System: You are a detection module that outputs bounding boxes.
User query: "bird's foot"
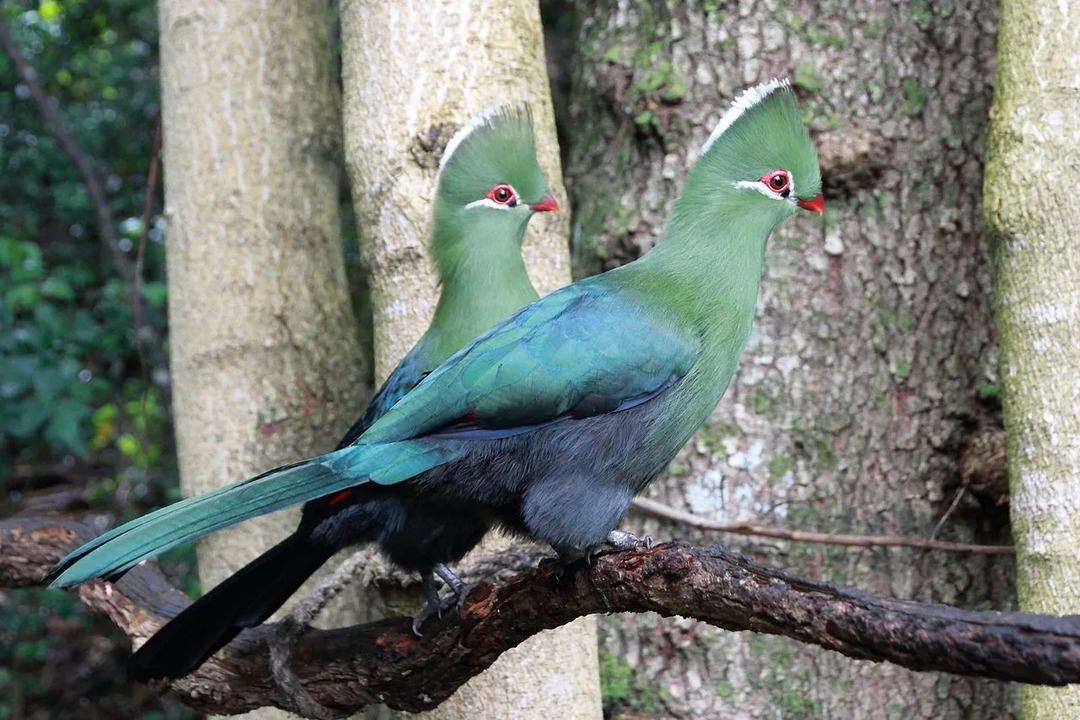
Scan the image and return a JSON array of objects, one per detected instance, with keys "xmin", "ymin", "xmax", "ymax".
[
  {"xmin": 410, "ymin": 565, "xmax": 471, "ymax": 637},
  {"xmin": 435, "ymin": 562, "xmax": 470, "ymax": 606},
  {"xmin": 605, "ymin": 529, "xmax": 654, "ymax": 551}
]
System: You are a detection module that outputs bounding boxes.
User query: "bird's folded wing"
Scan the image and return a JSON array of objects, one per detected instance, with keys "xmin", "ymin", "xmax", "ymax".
[
  {"xmin": 335, "ymin": 343, "xmax": 429, "ymax": 449},
  {"xmin": 358, "ymin": 283, "xmax": 696, "ymax": 444}
]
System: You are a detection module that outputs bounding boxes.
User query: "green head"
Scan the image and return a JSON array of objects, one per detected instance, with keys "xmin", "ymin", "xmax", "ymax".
[
  {"xmin": 431, "ymin": 103, "xmax": 557, "ymax": 279},
  {"xmin": 675, "ymin": 79, "xmax": 823, "ymax": 235}
]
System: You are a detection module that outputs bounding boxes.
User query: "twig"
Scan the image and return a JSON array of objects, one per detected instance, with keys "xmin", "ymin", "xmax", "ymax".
[
  {"xmin": 1, "ymin": 516, "xmax": 1072, "ymax": 717},
  {"xmin": 930, "ymin": 485, "xmax": 968, "ymax": 540},
  {"xmin": 631, "ymin": 497, "xmax": 1014, "ymax": 555},
  {"xmin": 0, "ymin": 16, "xmax": 133, "ymax": 285},
  {"xmin": 133, "ymin": 116, "xmax": 163, "ymax": 376}
]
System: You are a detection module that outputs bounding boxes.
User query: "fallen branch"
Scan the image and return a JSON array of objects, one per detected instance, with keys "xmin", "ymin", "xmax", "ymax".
[
  {"xmin": 1, "ymin": 515, "xmax": 1072, "ymax": 718},
  {"xmin": 631, "ymin": 497, "xmax": 1015, "ymax": 554}
]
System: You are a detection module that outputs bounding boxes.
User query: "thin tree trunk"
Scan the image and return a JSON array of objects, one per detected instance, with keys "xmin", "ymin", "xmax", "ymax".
[
  {"xmin": 984, "ymin": 0, "xmax": 1080, "ymax": 716},
  {"xmin": 159, "ymin": 2, "xmax": 367, "ymax": 719},
  {"xmin": 560, "ymin": 1, "xmax": 1014, "ymax": 717},
  {"xmin": 339, "ymin": 1, "xmax": 601, "ymax": 718}
]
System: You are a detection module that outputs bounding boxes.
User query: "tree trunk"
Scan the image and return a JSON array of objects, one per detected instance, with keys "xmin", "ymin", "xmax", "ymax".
[
  {"xmin": 559, "ymin": 1, "xmax": 1016, "ymax": 717},
  {"xmin": 338, "ymin": 1, "xmax": 601, "ymax": 718},
  {"xmin": 984, "ymin": 0, "xmax": 1080, "ymax": 716},
  {"xmin": 159, "ymin": 2, "xmax": 367, "ymax": 719}
]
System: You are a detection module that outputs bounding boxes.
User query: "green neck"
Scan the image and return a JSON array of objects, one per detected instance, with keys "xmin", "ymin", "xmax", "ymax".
[
  {"xmin": 619, "ymin": 174, "xmax": 793, "ymax": 436},
  {"xmin": 426, "ymin": 203, "xmax": 539, "ymax": 360},
  {"xmin": 634, "ymin": 184, "xmax": 787, "ymax": 332}
]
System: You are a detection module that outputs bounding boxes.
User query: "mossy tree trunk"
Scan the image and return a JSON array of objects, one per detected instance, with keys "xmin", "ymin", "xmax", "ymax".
[
  {"xmin": 558, "ymin": 1, "xmax": 1014, "ymax": 717},
  {"xmin": 984, "ymin": 0, "xmax": 1080, "ymax": 717},
  {"xmin": 338, "ymin": 1, "xmax": 601, "ymax": 718},
  {"xmin": 159, "ymin": 2, "xmax": 367, "ymax": 719}
]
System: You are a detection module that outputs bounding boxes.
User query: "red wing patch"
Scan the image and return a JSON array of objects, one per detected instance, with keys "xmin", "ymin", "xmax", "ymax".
[{"xmin": 326, "ymin": 489, "xmax": 352, "ymax": 508}]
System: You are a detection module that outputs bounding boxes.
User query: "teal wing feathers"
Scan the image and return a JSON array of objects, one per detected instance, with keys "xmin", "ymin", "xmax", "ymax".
[
  {"xmin": 361, "ymin": 282, "xmax": 696, "ymax": 443},
  {"xmin": 335, "ymin": 341, "xmax": 432, "ymax": 449},
  {"xmin": 47, "ymin": 281, "xmax": 694, "ymax": 588},
  {"xmin": 46, "ymin": 440, "xmax": 456, "ymax": 588}
]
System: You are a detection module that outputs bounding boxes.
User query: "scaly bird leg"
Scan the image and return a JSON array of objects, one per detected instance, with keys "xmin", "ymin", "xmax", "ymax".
[
  {"xmin": 411, "ymin": 571, "xmax": 443, "ymax": 637},
  {"xmin": 434, "ymin": 562, "xmax": 470, "ymax": 607},
  {"xmin": 411, "ymin": 565, "xmax": 471, "ymax": 637}
]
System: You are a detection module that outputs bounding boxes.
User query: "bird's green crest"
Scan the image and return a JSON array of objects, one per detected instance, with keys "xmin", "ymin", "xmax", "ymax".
[
  {"xmin": 429, "ymin": 102, "xmax": 553, "ymax": 293},
  {"xmin": 681, "ymin": 79, "xmax": 821, "ymax": 226},
  {"xmin": 425, "ymin": 103, "xmax": 553, "ymax": 357},
  {"xmin": 434, "ymin": 103, "xmax": 547, "ymax": 210}
]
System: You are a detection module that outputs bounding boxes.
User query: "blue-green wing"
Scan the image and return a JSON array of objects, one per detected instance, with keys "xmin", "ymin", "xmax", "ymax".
[
  {"xmin": 359, "ymin": 283, "xmax": 696, "ymax": 444},
  {"xmin": 334, "ymin": 342, "xmax": 431, "ymax": 449}
]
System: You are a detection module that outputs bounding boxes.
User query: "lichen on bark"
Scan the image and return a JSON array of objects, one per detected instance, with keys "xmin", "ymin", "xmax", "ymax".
[{"xmin": 984, "ymin": 0, "xmax": 1080, "ymax": 716}]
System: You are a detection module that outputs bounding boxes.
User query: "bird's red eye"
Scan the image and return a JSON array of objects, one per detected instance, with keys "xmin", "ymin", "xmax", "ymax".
[
  {"xmin": 761, "ymin": 171, "xmax": 791, "ymax": 196},
  {"xmin": 486, "ymin": 184, "xmax": 517, "ymax": 206}
]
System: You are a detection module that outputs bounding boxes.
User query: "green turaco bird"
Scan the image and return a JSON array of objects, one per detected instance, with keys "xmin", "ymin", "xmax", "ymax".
[
  {"xmin": 94, "ymin": 102, "xmax": 554, "ymax": 679},
  {"xmin": 47, "ymin": 78, "xmax": 822, "ymax": 681},
  {"xmin": 337, "ymin": 102, "xmax": 556, "ymax": 449}
]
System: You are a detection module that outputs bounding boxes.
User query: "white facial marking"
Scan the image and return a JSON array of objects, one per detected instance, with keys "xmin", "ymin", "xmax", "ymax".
[
  {"xmin": 733, "ymin": 176, "xmax": 798, "ymax": 205},
  {"xmin": 435, "ymin": 101, "xmax": 528, "ymax": 187},
  {"xmin": 701, "ymin": 78, "xmax": 790, "ymax": 156},
  {"xmin": 464, "ymin": 182, "xmax": 521, "ymax": 211},
  {"xmin": 464, "ymin": 198, "xmax": 512, "ymax": 211}
]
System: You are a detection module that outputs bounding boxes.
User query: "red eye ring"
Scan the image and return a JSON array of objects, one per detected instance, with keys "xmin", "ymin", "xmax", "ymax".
[
  {"xmin": 761, "ymin": 171, "xmax": 791, "ymax": 195},
  {"xmin": 486, "ymin": 184, "xmax": 517, "ymax": 206}
]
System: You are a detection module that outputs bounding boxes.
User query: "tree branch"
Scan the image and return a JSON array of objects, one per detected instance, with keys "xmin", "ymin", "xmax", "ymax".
[
  {"xmin": 0, "ymin": 15, "xmax": 134, "ymax": 285},
  {"xmin": 631, "ymin": 497, "xmax": 1015, "ymax": 554},
  {"xmin": 1, "ymin": 515, "xmax": 1074, "ymax": 718}
]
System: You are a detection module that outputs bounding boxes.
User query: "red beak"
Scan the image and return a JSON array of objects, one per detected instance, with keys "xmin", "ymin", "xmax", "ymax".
[
  {"xmin": 796, "ymin": 194, "xmax": 825, "ymax": 214},
  {"xmin": 529, "ymin": 194, "xmax": 559, "ymax": 213}
]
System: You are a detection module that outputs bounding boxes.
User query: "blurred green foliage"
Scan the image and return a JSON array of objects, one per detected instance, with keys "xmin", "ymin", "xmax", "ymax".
[
  {"xmin": 0, "ymin": 2, "xmax": 190, "ymax": 717},
  {"xmin": 1, "ymin": 0, "xmax": 168, "ymax": 480}
]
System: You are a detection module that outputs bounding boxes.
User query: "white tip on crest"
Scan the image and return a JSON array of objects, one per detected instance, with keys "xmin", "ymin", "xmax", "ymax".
[
  {"xmin": 700, "ymin": 78, "xmax": 791, "ymax": 156},
  {"xmin": 434, "ymin": 102, "xmax": 524, "ymax": 187}
]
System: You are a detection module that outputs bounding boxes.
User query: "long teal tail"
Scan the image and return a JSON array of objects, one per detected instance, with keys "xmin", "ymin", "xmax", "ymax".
[
  {"xmin": 128, "ymin": 532, "xmax": 334, "ymax": 681},
  {"xmin": 45, "ymin": 440, "xmax": 454, "ymax": 588}
]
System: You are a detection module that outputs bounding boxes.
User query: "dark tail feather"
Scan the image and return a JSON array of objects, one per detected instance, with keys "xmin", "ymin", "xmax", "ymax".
[{"xmin": 128, "ymin": 533, "xmax": 335, "ymax": 682}]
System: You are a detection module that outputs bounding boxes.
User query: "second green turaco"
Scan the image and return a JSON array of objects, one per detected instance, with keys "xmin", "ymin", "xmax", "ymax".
[
  {"xmin": 124, "ymin": 102, "xmax": 557, "ymax": 679},
  {"xmin": 47, "ymin": 79, "xmax": 823, "ymax": 681}
]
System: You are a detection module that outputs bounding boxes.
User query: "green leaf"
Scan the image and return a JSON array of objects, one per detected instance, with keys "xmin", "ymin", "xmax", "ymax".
[
  {"xmin": 5, "ymin": 401, "xmax": 52, "ymax": 438},
  {"xmin": 117, "ymin": 433, "xmax": 139, "ymax": 458},
  {"xmin": 5, "ymin": 283, "xmax": 41, "ymax": 311},
  {"xmin": 40, "ymin": 276, "xmax": 75, "ymax": 301},
  {"xmin": 47, "ymin": 398, "xmax": 91, "ymax": 456},
  {"xmin": 141, "ymin": 281, "xmax": 167, "ymax": 308},
  {"xmin": 39, "ymin": 0, "xmax": 62, "ymax": 21}
]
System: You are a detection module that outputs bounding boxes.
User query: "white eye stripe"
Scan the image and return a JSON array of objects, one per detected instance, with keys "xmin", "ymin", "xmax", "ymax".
[
  {"xmin": 465, "ymin": 198, "xmax": 513, "ymax": 211},
  {"xmin": 733, "ymin": 176, "xmax": 798, "ymax": 203}
]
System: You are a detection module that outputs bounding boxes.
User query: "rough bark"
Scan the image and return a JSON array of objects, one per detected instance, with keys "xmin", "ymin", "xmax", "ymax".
[
  {"xmin": 560, "ymin": 1, "xmax": 1013, "ymax": 716},
  {"xmin": 159, "ymin": 2, "xmax": 367, "ymax": 718},
  {"xmin": 984, "ymin": 0, "xmax": 1080, "ymax": 716},
  {"xmin": 8, "ymin": 517, "xmax": 1080, "ymax": 718},
  {"xmin": 339, "ymin": 1, "xmax": 600, "ymax": 718}
]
